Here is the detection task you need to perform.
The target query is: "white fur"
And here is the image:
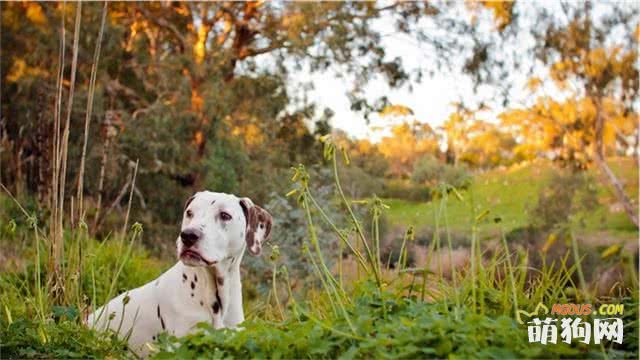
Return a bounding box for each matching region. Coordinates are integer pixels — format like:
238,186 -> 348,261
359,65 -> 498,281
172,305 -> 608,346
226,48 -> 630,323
87,192 -> 256,357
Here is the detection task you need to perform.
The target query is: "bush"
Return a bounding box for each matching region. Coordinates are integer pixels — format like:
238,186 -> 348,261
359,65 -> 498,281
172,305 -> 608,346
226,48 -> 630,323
204,138 -> 249,195
530,169 -> 598,231
381,179 -> 431,202
411,155 -> 442,184
338,165 -> 384,199
441,163 -> 472,189
411,156 -> 471,189
243,166 -> 347,294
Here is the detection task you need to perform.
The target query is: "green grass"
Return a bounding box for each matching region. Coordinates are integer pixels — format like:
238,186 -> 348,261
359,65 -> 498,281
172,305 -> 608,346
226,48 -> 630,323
384,158 -> 638,237
1,150 -> 637,359
153,284 -> 609,359
0,228 -> 171,359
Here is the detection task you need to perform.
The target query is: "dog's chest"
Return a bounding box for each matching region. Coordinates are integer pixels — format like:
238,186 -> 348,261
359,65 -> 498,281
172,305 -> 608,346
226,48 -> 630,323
179,268 -> 217,315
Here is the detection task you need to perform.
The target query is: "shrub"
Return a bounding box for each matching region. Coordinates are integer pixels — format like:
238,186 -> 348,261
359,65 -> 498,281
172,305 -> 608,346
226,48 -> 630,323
441,163 -> 472,189
530,169 -> 598,231
411,155 -> 471,189
411,155 -> 442,184
243,166 -> 347,294
338,165 -> 384,199
204,138 -> 249,195
381,179 -> 431,202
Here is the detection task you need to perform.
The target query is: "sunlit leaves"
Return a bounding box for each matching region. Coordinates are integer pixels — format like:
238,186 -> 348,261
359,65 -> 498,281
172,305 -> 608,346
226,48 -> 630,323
499,96 -> 637,167
378,122 -> 440,178
26,3 -> 47,26
6,58 -> 50,83
479,1 -> 514,31
379,104 -> 414,117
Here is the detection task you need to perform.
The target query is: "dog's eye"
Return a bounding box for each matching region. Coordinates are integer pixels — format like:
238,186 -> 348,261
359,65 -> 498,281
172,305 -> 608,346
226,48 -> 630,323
220,211 -> 232,221
186,210 -> 193,218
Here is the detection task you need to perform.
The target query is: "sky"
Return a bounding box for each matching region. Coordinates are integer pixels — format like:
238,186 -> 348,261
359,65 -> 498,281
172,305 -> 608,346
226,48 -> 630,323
306,62 -> 477,142
300,3 -> 504,142
292,1 -> 619,143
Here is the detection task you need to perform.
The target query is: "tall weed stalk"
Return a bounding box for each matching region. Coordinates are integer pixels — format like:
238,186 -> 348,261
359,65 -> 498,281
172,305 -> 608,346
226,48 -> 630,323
283,135 -> 613,332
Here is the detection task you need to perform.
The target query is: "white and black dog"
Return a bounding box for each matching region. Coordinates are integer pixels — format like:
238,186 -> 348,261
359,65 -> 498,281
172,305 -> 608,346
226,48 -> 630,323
87,191 -> 272,356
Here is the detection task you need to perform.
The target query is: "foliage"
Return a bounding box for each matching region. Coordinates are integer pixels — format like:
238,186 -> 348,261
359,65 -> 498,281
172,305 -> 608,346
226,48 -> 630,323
153,139 -> 637,358
475,1 -> 639,225
411,155 -> 471,189
377,122 -> 440,178
0,1 -> 460,239
1,138 -> 638,359
530,169 -> 598,231
0,228 -> 166,359
0,317 -> 130,359
381,179 -> 431,202
338,165 -> 384,199
441,112 -> 516,169
500,97 -> 637,168
410,155 -> 441,184
333,131 -> 389,179
204,138 -> 249,195
1,3 -> 639,358
153,290 -> 580,359
245,167 -> 345,292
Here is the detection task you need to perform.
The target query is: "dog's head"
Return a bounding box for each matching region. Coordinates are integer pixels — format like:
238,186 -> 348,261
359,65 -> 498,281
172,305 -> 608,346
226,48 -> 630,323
177,191 -> 272,267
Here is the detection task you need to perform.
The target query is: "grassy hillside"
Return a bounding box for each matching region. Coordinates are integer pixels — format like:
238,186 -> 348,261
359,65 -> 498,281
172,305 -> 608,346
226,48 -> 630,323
384,157 -> 638,237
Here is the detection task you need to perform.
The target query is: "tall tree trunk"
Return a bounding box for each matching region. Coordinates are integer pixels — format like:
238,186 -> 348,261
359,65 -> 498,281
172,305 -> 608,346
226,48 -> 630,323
593,96 -> 638,228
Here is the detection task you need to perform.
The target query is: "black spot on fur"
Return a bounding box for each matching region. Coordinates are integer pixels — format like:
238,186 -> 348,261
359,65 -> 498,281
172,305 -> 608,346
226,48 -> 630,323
194,274 -> 198,282
157,305 -> 166,330
182,273 -> 187,282
191,293 -> 194,297
200,300 -> 204,306
191,281 -> 195,290
212,301 -> 220,314
152,335 -> 156,341
215,292 -> 222,312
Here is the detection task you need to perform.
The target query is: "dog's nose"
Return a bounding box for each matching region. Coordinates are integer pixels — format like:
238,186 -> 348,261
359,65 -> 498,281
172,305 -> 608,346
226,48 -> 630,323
180,229 -> 202,248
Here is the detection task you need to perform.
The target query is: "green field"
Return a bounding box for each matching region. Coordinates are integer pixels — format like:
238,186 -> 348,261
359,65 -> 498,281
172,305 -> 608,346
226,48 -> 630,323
384,158 -> 638,237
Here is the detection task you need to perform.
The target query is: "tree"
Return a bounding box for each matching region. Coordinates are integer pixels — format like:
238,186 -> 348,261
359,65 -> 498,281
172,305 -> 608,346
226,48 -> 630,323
1,1 -> 460,234
333,130 -> 389,178
457,120 -> 515,168
378,121 -> 440,178
465,1 -> 639,227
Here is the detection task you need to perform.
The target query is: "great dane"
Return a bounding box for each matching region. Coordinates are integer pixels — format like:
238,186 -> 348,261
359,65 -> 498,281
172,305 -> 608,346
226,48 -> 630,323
87,191 -> 272,356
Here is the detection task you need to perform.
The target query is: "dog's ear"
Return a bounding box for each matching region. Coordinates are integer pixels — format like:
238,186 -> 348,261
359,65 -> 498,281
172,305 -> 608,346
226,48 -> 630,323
184,194 -> 196,211
239,198 -> 272,256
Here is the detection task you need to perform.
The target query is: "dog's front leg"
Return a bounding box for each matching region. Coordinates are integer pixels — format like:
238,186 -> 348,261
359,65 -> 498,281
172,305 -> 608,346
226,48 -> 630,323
223,267 -> 244,327
213,263 -> 244,328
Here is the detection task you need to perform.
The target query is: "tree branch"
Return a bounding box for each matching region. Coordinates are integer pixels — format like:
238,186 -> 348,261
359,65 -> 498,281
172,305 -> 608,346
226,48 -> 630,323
137,5 -> 188,52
